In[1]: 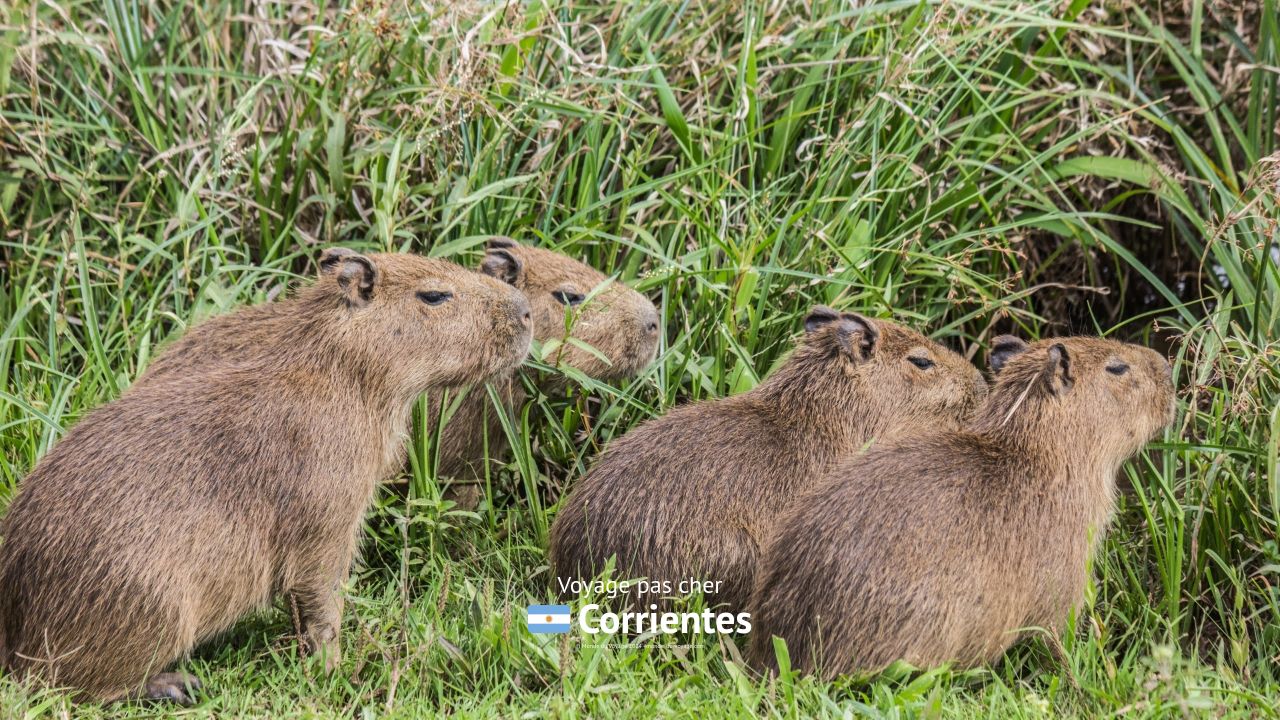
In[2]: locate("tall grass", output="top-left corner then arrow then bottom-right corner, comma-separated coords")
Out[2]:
1,0 -> 1277,716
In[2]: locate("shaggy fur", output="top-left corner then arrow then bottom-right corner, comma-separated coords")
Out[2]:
747,337 -> 1175,678
0,250 -> 532,703
548,307 -> 988,612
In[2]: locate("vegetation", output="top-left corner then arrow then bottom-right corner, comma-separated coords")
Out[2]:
1,0 -> 1277,716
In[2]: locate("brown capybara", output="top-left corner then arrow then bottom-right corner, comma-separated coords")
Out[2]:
0,249 -> 532,704
747,336 -> 1176,678
431,237 -> 661,506
548,307 -> 988,612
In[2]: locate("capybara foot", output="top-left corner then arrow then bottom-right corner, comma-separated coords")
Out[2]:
315,639 -> 341,674
304,626 -> 342,673
142,672 -> 202,705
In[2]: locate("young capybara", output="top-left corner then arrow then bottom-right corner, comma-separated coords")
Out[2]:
431,237 -> 661,505
747,336 -> 1175,678
549,307 -> 988,612
0,249 -> 532,703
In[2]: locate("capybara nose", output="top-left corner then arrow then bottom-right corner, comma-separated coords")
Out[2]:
514,296 -> 532,329
641,307 -> 660,336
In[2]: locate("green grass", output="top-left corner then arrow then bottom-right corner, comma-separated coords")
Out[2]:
1,0 -> 1278,716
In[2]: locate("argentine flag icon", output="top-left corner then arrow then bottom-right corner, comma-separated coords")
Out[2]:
527,604 -> 572,633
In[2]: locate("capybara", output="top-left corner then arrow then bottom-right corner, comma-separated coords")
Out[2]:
0,249 -> 532,703
549,306 -> 988,611
431,238 -> 661,505
747,336 -> 1175,678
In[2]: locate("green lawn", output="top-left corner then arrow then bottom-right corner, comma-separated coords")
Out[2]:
1,0 -> 1278,716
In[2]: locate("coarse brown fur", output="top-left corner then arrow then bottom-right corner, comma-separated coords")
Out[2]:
430,238 -> 661,505
0,250 -> 532,703
548,307 -> 987,612
747,336 -> 1176,679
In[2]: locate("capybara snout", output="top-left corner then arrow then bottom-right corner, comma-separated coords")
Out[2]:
477,274 -> 534,374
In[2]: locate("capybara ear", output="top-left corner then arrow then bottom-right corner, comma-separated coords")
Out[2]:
989,335 -> 1029,374
836,312 -> 879,362
319,247 -> 377,307
487,235 -> 518,250
803,306 -> 840,333
1041,342 -> 1074,395
481,248 -> 523,286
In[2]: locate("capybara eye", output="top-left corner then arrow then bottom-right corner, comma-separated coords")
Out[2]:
908,356 -> 935,370
1106,361 -> 1130,376
553,290 -> 585,306
417,290 -> 453,305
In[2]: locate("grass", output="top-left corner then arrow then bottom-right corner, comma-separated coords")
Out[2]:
1,0 -> 1278,716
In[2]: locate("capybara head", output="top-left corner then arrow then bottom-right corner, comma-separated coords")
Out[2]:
794,306 -> 988,431
983,335 -> 1176,456
477,237 -> 660,380
316,248 -> 532,392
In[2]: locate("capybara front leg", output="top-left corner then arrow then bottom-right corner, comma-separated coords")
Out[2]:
292,574 -> 344,673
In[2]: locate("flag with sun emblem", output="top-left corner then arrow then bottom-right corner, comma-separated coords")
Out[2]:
526,604 -> 571,633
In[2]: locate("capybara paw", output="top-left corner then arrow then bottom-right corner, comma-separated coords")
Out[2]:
142,671 -> 202,705
303,627 -> 342,673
